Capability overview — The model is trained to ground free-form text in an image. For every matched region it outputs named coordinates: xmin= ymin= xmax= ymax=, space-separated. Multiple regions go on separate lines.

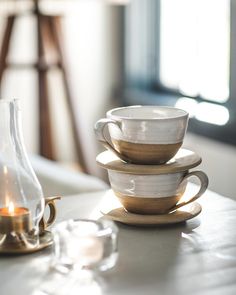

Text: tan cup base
xmin=112 ymin=140 xmax=182 ymax=164
xmin=114 ymin=191 xmax=184 ymax=215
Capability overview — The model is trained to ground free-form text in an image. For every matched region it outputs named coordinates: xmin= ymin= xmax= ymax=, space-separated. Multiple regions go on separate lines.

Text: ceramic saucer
xmin=100 ymin=191 xmax=202 ymax=226
xmin=96 ymin=148 xmax=202 ymax=175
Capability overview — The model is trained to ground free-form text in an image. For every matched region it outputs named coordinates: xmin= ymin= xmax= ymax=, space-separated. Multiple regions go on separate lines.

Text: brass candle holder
xmin=0 ymin=197 xmax=60 ymax=255
xmin=0 ymin=99 xmax=60 ymax=255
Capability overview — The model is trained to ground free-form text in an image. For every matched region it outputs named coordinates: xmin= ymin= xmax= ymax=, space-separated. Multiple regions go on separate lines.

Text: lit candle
xmin=76 ymin=236 xmax=104 ymax=266
xmin=0 ymin=202 xmax=31 ymax=234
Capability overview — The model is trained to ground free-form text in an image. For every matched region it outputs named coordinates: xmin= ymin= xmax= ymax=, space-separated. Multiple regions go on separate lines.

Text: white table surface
xmin=1 ymin=184 xmax=236 ymax=295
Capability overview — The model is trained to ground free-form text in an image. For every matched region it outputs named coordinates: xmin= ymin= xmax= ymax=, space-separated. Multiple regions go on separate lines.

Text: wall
xmin=184 ymin=133 xmax=236 ymax=200
xmin=62 ymin=2 xmax=123 ymax=176
xmin=0 ymin=2 xmax=121 ymax=179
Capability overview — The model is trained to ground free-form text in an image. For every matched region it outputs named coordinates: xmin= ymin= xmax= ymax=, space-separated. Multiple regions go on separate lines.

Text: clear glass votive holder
xmin=52 ymin=219 xmax=118 ymax=273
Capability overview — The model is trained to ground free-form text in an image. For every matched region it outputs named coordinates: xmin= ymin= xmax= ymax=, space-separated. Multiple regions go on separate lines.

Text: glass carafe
xmin=0 ymin=99 xmax=44 ymax=251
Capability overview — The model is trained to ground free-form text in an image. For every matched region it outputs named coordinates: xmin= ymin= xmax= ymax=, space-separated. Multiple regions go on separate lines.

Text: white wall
xmin=0 ymin=2 xmax=121 ymax=179
xmin=184 ymin=133 xmax=236 ymax=200
xmin=62 ymin=2 xmax=122 ymax=176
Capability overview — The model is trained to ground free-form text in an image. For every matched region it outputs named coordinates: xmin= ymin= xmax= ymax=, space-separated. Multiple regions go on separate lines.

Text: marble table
xmin=1 ymin=184 xmax=236 ymax=295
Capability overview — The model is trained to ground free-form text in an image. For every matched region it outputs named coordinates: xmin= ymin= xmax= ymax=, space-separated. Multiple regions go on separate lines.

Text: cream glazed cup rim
xmin=107 ymin=105 xmax=188 ymax=121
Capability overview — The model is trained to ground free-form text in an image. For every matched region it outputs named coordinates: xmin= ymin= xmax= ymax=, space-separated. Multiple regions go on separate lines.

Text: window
xmin=123 ymin=0 xmax=236 ymax=145
xmin=160 ymin=0 xmax=230 ymax=103
xmin=160 ymin=0 xmax=230 ymax=126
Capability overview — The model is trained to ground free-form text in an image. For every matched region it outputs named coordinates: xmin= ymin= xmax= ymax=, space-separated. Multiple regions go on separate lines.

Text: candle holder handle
xmin=39 ymin=196 xmax=61 ymax=234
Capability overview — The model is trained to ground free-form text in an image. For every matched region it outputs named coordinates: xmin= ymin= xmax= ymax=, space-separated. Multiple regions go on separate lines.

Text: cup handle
xmin=169 ymin=171 xmax=209 ymax=213
xmin=39 ymin=196 xmax=61 ymax=234
xmin=94 ymin=118 xmax=131 ymax=162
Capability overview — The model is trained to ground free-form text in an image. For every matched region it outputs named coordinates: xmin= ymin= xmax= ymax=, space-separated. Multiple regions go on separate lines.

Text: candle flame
xmin=3 ymin=166 xmax=8 ymax=175
xmin=8 ymin=202 xmax=15 ymax=214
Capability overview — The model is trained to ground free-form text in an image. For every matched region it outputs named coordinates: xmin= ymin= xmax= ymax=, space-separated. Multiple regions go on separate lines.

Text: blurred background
xmin=0 ymin=0 xmax=235 ymax=199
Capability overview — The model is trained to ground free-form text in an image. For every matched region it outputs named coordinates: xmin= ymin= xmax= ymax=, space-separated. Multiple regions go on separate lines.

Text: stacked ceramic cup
xmin=94 ymin=106 xmax=208 ymax=219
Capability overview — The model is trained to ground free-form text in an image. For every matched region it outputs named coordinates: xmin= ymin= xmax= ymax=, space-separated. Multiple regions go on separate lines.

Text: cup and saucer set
xmin=94 ymin=106 xmax=209 ymax=226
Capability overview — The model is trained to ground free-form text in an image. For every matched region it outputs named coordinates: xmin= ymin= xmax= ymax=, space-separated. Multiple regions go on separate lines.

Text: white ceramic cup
xmin=94 ymin=105 xmax=189 ymax=164
xmin=107 ymin=169 xmax=208 ymax=214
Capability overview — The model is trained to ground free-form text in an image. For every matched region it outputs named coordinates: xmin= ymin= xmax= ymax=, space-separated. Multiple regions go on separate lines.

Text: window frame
xmin=122 ymin=0 xmax=236 ymax=146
